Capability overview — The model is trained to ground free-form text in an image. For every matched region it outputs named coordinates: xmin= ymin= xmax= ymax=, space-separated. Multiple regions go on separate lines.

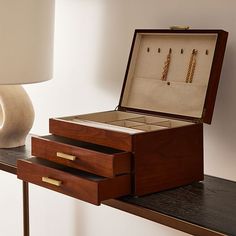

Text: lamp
xmin=0 ymin=0 xmax=55 ymax=148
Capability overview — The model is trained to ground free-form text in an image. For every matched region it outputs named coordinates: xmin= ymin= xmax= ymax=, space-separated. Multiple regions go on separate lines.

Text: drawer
xmin=17 ymin=158 xmax=131 ymax=205
xmin=49 ymin=118 xmax=133 ymax=152
xmin=32 ymin=135 xmax=131 ymax=178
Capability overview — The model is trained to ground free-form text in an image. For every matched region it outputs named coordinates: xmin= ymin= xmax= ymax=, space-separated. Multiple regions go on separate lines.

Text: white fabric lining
xmin=121 ymin=33 xmax=217 ymax=118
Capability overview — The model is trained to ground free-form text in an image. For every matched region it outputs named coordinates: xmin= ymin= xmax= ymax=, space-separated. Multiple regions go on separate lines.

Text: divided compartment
xmin=73 ymin=111 xmax=142 ymax=123
xmin=108 ymin=120 xmax=142 ymax=128
xmin=66 ymin=111 xmax=192 ymax=133
xmin=128 ymin=115 xmax=169 ymax=124
xmin=134 ymin=124 xmax=167 ymax=132
xmin=107 ymin=119 xmax=168 ymax=132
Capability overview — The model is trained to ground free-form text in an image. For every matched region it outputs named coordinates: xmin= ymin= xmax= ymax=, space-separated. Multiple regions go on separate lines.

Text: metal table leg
xmin=23 ymin=181 xmax=29 ymax=236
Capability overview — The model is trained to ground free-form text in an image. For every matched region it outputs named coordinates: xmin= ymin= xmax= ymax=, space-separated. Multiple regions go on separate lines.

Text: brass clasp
xmin=170 ymin=26 xmax=190 ymax=30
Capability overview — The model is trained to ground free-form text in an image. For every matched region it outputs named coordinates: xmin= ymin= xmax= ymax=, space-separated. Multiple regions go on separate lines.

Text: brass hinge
xmin=115 ymin=106 xmax=127 ymax=112
xmin=202 ymin=108 xmax=207 ymax=118
xmin=197 ymin=108 xmax=207 ymax=123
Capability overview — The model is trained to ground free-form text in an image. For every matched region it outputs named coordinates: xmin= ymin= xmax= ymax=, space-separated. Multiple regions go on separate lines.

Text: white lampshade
xmin=0 ymin=0 xmax=55 ymax=148
xmin=0 ymin=0 xmax=55 ymax=84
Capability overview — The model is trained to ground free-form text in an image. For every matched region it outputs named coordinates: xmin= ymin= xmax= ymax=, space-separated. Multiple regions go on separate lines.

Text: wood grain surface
xmin=17 ymin=157 xmax=131 ymax=205
xmin=32 ymin=135 xmax=131 ymax=178
xmin=49 ymin=118 xmax=133 ymax=151
xmin=133 ymin=123 xmax=204 ymax=195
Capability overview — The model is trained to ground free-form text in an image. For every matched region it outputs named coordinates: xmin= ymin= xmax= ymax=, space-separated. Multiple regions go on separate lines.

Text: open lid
xmin=119 ymin=29 xmax=228 ymax=124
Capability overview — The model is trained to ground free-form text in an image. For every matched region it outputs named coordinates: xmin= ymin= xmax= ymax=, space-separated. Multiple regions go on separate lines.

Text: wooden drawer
xmin=32 ymin=135 xmax=131 ymax=178
xmin=17 ymin=158 xmax=131 ymax=205
xmin=49 ymin=118 xmax=133 ymax=152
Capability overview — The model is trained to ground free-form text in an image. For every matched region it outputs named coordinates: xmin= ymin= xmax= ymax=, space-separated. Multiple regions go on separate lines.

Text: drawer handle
xmin=56 ymin=152 xmax=76 ymax=161
xmin=42 ymin=177 xmax=62 ymax=187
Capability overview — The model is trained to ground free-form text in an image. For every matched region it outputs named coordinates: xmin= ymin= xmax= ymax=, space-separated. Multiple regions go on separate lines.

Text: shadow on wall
xmin=94 ymin=2 xmax=134 ymax=96
xmin=204 ymin=42 xmax=236 ymax=179
xmin=94 ymin=0 xmax=170 ymax=98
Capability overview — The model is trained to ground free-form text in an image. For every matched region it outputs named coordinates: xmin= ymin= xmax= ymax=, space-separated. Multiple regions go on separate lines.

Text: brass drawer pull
xmin=56 ymin=152 xmax=76 ymax=161
xmin=42 ymin=177 xmax=62 ymax=187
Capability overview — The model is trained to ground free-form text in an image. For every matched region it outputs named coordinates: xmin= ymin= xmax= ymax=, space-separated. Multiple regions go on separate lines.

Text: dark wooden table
xmin=104 ymin=175 xmax=236 ymax=236
xmin=0 ymin=141 xmax=31 ymax=236
xmin=1 ymin=137 xmax=236 ymax=236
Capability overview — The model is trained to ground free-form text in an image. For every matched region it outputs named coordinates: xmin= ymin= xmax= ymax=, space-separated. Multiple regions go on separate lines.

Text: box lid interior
xmin=119 ymin=30 xmax=228 ymax=123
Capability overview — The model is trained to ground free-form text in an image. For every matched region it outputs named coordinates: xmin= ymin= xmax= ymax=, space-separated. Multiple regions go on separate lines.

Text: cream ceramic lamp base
xmin=0 ymin=85 xmax=34 ymax=148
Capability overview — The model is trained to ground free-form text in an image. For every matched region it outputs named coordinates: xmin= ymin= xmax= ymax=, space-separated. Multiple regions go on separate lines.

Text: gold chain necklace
xmin=186 ymin=49 xmax=198 ymax=83
xmin=161 ymin=48 xmax=172 ymax=81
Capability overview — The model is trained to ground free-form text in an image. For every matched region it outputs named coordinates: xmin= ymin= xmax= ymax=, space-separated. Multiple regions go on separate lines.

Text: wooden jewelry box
xmin=17 ymin=29 xmax=228 ymax=205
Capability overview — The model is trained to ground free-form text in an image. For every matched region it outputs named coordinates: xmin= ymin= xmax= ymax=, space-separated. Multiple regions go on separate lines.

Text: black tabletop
xmin=116 ymin=175 xmax=236 ymax=236
xmin=0 ymin=137 xmax=31 ymax=174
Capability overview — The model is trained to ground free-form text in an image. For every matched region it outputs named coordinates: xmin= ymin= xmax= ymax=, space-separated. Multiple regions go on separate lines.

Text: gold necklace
xmin=161 ymin=48 xmax=172 ymax=81
xmin=186 ymin=49 xmax=198 ymax=83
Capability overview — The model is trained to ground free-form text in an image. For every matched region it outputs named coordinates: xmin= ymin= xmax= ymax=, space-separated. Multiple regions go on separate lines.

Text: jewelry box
xmin=17 ymin=29 xmax=228 ymax=205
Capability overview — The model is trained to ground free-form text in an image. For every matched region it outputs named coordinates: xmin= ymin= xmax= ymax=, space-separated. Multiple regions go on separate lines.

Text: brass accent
xmin=170 ymin=25 xmax=190 ymax=30
xmin=42 ymin=177 xmax=62 ymax=187
xmin=186 ymin=49 xmax=198 ymax=83
xmin=161 ymin=48 xmax=172 ymax=81
xmin=57 ymin=152 xmax=76 ymax=161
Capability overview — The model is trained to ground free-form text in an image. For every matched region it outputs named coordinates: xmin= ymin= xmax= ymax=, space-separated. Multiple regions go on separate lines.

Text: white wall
xmin=1 ymin=0 xmax=236 ymax=235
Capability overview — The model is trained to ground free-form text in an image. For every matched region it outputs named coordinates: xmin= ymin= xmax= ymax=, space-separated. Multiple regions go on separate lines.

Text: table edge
xmin=0 ymin=162 xmax=17 ymax=175
xmin=103 ymin=199 xmax=227 ymax=236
